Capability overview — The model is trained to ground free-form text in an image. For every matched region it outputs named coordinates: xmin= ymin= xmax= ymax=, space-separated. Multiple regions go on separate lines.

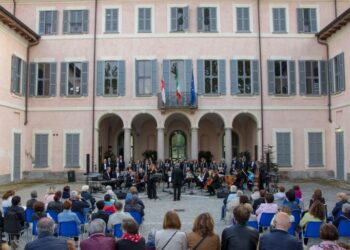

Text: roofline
xmin=316 ymin=8 xmax=350 ymax=41
xmin=0 ymin=5 xmax=40 ymax=43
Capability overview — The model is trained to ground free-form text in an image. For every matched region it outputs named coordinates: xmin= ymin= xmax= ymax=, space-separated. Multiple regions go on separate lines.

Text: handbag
xmin=161 ymin=231 xmax=178 ymax=250
xmin=192 ymin=236 xmax=207 ymax=250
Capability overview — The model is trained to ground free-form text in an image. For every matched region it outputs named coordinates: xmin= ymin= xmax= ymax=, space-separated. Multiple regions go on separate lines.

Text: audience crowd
xmin=0 ymin=183 xmax=350 ymax=250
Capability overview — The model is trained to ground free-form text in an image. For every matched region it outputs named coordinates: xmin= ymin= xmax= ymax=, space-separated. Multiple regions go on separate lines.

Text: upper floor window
xmin=29 ymin=63 xmax=57 ymax=97
xmin=63 ymin=10 xmax=89 ymax=34
xmin=138 ymin=8 xmax=152 ymax=33
xmin=11 ymin=55 xmax=26 ymax=96
xmin=197 ymin=7 xmax=217 ymax=32
xmin=96 ymin=60 xmax=125 ymax=96
xmin=105 ymin=8 xmax=119 ymax=33
xmin=39 ymin=10 xmax=58 ymax=35
xmin=60 ymin=62 xmax=88 ymax=97
xmin=299 ymin=60 xmax=328 ymax=96
xmin=136 ymin=60 xmax=157 ymax=96
xmin=297 ymin=8 xmax=317 ymax=33
xmin=197 ymin=59 xmax=226 ymax=96
xmin=268 ymin=60 xmax=296 ymax=96
xmin=236 ymin=7 xmax=250 ymax=32
xmin=231 ymin=59 xmax=260 ymax=95
xmin=170 ymin=7 xmax=189 ymax=32
xmin=272 ymin=8 xmax=287 ymax=33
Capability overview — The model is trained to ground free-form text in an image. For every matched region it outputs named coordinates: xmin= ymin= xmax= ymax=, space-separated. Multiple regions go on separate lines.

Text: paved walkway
xmin=1 ymin=180 xmax=349 ymax=249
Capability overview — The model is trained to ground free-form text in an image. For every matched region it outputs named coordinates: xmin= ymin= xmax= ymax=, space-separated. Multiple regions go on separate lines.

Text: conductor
xmin=172 ymin=163 xmax=184 ymax=201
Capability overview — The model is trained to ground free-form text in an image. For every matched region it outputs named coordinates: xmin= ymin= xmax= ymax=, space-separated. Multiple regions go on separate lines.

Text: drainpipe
xmin=317 ymin=37 xmax=332 ymax=123
xmin=257 ymin=0 xmax=264 ymax=159
xmin=13 ymin=0 xmax=16 ymax=16
xmin=24 ymin=41 xmax=40 ymax=125
xmin=91 ymin=0 xmax=98 ymax=172
xmin=334 ymin=0 xmax=338 ymax=18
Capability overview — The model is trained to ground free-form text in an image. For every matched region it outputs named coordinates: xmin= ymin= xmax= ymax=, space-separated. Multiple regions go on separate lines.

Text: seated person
xmin=300 ymin=200 xmax=326 ymax=228
xmin=116 ymin=218 xmax=145 ymax=250
xmin=6 ymin=196 xmax=25 ymax=228
xmin=104 ymin=186 xmax=117 ymax=201
xmin=221 ymin=185 xmax=238 ymax=220
xmin=80 ymin=185 xmax=95 ymax=209
xmin=309 ymin=224 xmax=345 ymax=250
xmin=283 ymin=189 xmax=302 ymax=212
xmin=108 ymin=201 xmax=132 ymax=231
xmin=207 ymin=170 xmax=221 ymax=196
xmin=62 ymin=186 xmax=70 ymax=200
xmin=124 ymin=196 xmax=144 ymax=218
xmin=125 ymin=187 xmax=145 ymax=211
xmin=32 ymin=201 xmax=47 ymax=221
xmin=103 ymin=194 xmax=116 ymax=214
xmin=58 ymin=200 xmax=81 ymax=231
xmin=332 ymin=192 xmax=349 ymax=219
xmin=255 ymin=193 xmax=278 ymax=223
xmin=91 ymin=200 xmax=110 ymax=224
xmin=80 ymin=218 xmax=116 ymax=250
xmin=70 ymin=191 xmax=90 ymax=215
xmin=253 ymin=190 xmax=266 ymax=213
xmin=333 ymin=203 xmax=350 ymax=228
xmin=26 ymin=191 xmax=38 ymax=210
xmin=47 ymin=192 xmax=64 ymax=214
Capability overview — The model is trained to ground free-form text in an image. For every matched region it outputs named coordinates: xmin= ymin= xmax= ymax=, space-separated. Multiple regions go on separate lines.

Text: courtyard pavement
xmin=1 ymin=179 xmax=350 ymax=249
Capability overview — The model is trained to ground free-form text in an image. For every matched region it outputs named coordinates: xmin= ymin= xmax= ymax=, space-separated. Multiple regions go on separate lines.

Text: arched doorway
xmin=222 ymin=131 xmax=240 ymax=158
xmin=232 ymin=113 xmax=258 ymax=160
xmin=170 ymin=130 xmax=187 ymax=160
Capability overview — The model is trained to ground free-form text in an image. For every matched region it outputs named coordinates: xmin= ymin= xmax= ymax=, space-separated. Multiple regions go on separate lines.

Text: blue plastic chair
xmin=259 ymin=213 xmax=275 ymax=228
xmin=3 ymin=207 xmax=10 ymax=216
xmin=130 ymin=212 xmax=142 ymax=225
xmin=113 ymin=224 xmax=123 ymax=238
xmin=288 ymin=222 xmax=296 ymax=236
xmin=32 ymin=220 xmax=38 ymax=237
xmin=291 ymin=210 xmax=301 ymax=225
xmin=58 ymin=221 xmax=80 ymax=238
xmin=247 ymin=220 xmax=259 ymax=230
xmin=338 ymin=220 xmax=350 ymax=237
xmin=302 ymin=221 xmax=322 ymax=244
xmin=25 ymin=208 xmax=34 ymax=223
xmin=47 ymin=210 xmax=59 ymax=224
xmin=74 ymin=212 xmax=85 ymax=224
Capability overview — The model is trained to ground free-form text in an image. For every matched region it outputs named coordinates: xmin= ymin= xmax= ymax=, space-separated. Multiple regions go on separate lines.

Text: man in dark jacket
xmin=172 ymin=163 xmax=184 ymax=201
xmin=91 ymin=200 xmax=110 ymax=224
xmin=259 ymin=212 xmax=303 ymax=250
xmin=24 ymin=217 xmax=74 ymax=250
xmin=70 ymin=191 xmax=90 ymax=216
xmin=26 ymin=191 xmax=38 ymax=210
xmin=221 ymin=205 xmax=259 ymax=250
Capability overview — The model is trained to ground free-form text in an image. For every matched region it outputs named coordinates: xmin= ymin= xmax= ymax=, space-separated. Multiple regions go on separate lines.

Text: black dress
xmin=115 ymin=237 xmax=145 ymax=250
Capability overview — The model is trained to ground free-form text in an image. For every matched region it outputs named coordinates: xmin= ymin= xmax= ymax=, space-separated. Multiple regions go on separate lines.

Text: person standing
xmin=172 ymin=163 xmax=184 ymax=201
xmin=147 ymin=164 xmax=158 ymax=199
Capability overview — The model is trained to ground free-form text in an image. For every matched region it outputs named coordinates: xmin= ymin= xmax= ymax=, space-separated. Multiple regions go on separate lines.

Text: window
xmin=66 ymin=133 xmax=80 ymax=167
xmin=30 ymin=63 xmax=57 ymax=97
xmin=104 ymin=61 xmax=118 ymax=96
xmin=138 ymin=8 xmax=151 ymax=33
xmin=297 ymin=8 xmax=317 ymax=33
xmin=308 ymin=132 xmax=323 ymax=166
xmin=333 ymin=53 xmax=345 ymax=93
xmin=272 ymin=8 xmax=286 ymax=33
xmin=136 ymin=60 xmax=152 ymax=96
xmin=37 ymin=63 xmax=51 ymax=96
xmin=39 ymin=10 xmax=57 ymax=35
xmin=238 ymin=60 xmax=251 ymax=94
xmin=63 ymin=10 xmax=89 ymax=34
xmin=198 ymin=7 xmax=217 ymax=32
xmin=276 ymin=132 xmax=291 ymax=166
xmin=170 ymin=60 xmax=185 ymax=92
xmin=170 ymin=7 xmax=189 ymax=32
xmin=236 ymin=7 xmax=250 ymax=32
xmin=68 ymin=62 xmax=82 ymax=96
xmin=105 ymin=8 xmax=118 ymax=33
xmin=204 ymin=60 xmax=219 ymax=94
xmin=305 ymin=61 xmax=319 ymax=95
xmin=11 ymin=55 xmax=26 ymax=95
xmin=268 ymin=60 xmax=296 ymax=96
xmin=35 ymin=134 xmax=48 ymax=168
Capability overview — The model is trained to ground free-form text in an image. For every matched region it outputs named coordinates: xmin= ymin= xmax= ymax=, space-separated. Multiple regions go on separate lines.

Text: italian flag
xmin=161 ymin=79 xmax=166 ymax=104
xmin=175 ymin=67 xmax=181 ymax=104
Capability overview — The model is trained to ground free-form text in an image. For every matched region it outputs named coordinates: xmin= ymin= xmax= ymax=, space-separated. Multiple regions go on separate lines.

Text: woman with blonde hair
xmin=155 ymin=210 xmax=187 ymax=250
xmin=332 ymin=192 xmax=349 ymax=219
xmin=187 ymin=213 xmax=220 ymax=250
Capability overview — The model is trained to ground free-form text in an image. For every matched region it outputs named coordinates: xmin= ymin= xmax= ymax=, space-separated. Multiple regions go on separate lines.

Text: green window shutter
xmin=81 ymin=62 xmax=88 ymax=96
xmin=21 ymin=61 xmax=27 ymax=96
xmin=243 ymin=8 xmax=250 ymax=31
xmin=299 ymin=60 xmax=306 ymax=95
xmin=60 ymin=62 xmax=67 ymax=96
xmin=63 ymin=10 xmax=69 ymax=33
xmin=170 ymin=7 xmax=177 ymax=32
xmin=118 ymin=61 xmax=125 ymax=96
xmin=273 ymin=9 xmax=279 ymax=32
xmin=183 ymin=7 xmax=189 ymax=31
xmin=197 ymin=60 xmax=204 ymax=95
xmin=310 ymin=9 xmax=317 ymax=33
xmin=112 ymin=9 xmax=119 ymax=32
xmin=329 ymin=59 xmax=334 ymax=94
xmin=50 ymin=63 xmax=57 ymax=96
xmin=230 ymin=60 xmax=238 ymax=95
xmin=289 ymin=61 xmax=296 ymax=95
xmin=151 ymin=59 xmax=158 ymax=96
xmin=309 ymin=132 xmax=323 ymax=166
xmin=11 ymin=55 xmax=17 ymax=93
xmin=209 ymin=8 xmax=217 ymax=32
xmin=39 ymin=11 xmax=45 ymax=34
xmin=52 ymin=11 xmax=58 ymax=34
xmin=297 ymin=8 xmax=303 ymax=33
xmin=252 ymin=60 xmax=259 ymax=95
xmin=29 ymin=63 xmax=36 ymax=96
xmin=320 ymin=61 xmax=328 ymax=95
xmin=163 ymin=60 xmax=171 ymax=93
xmin=338 ymin=53 xmax=345 ymax=92
xmin=197 ymin=7 xmax=204 ymax=32
xmin=277 ymin=132 xmax=291 ymax=166
xmin=236 ymin=8 xmax=243 ymax=32
xmin=185 ymin=60 xmax=192 ymax=93
xmin=105 ymin=9 xmax=112 ymax=32
xmin=268 ymin=60 xmax=275 ymax=95
xmin=219 ymin=60 xmax=226 ymax=95
xmin=96 ymin=61 xmax=104 ymax=96
xmin=280 ymin=8 xmax=286 ymax=32
xmin=82 ymin=10 xmax=89 ymax=33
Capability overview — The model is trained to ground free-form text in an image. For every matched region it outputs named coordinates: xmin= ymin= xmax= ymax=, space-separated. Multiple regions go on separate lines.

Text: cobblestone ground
xmin=1 ymin=180 xmax=349 ymax=249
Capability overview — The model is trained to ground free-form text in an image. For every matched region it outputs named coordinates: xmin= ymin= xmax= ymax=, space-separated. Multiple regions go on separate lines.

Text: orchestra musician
xmin=207 ymin=170 xmax=220 ymax=196
xmin=184 ymin=168 xmax=194 ymax=189
xmin=197 ymin=168 xmax=209 ymax=189
xmin=147 ymin=163 xmax=158 ymax=199
xmin=103 ymin=166 xmax=116 ymax=189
